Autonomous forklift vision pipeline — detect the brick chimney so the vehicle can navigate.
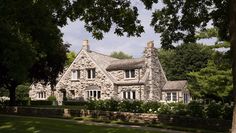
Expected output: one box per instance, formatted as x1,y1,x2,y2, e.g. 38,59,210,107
82,40,90,51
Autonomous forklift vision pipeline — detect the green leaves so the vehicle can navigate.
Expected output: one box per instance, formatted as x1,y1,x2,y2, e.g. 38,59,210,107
158,43,212,80
188,59,233,101
110,51,133,59
71,0,144,39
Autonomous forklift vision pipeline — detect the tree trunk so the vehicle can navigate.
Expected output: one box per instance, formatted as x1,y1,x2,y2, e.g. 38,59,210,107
9,83,17,106
230,0,236,132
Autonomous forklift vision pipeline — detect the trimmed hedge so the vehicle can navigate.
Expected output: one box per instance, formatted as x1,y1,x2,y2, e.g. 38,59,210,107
30,100,52,106
85,100,234,120
63,101,87,106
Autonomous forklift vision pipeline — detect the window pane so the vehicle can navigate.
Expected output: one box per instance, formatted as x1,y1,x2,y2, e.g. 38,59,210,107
98,91,101,99
90,91,92,96
92,69,96,78
132,91,136,99
94,91,96,98
123,91,126,99
71,70,77,80
131,70,135,78
127,91,131,99
172,92,177,101
166,93,171,101
77,70,80,79
87,69,91,79
125,70,129,78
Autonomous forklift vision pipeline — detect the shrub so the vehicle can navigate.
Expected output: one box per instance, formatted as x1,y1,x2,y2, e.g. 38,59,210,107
47,96,57,101
222,102,234,120
205,101,223,119
157,103,172,115
169,102,188,116
63,101,87,106
118,100,143,113
187,100,205,118
30,100,52,106
103,99,119,111
141,101,161,113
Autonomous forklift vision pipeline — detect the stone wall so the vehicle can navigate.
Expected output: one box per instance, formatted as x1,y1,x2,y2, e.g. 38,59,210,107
0,106,231,132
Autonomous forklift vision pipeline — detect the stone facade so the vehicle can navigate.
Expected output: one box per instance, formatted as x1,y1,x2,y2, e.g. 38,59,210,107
29,40,191,104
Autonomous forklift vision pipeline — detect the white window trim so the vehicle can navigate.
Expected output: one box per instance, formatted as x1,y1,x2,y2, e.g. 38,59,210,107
166,92,177,102
71,69,80,80
87,69,95,79
86,90,101,100
124,69,135,79
37,91,46,100
122,90,136,100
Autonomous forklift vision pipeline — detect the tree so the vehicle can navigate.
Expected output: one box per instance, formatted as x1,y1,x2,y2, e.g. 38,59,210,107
158,43,212,80
110,51,133,59
0,0,143,106
188,51,233,102
143,0,236,131
65,51,77,67
16,83,31,101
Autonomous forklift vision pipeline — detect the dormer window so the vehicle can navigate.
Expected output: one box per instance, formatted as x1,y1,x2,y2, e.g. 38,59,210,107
87,68,95,79
125,69,135,79
71,70,80,80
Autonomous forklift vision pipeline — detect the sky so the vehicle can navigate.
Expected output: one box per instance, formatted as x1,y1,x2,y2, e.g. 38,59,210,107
60,1,216,58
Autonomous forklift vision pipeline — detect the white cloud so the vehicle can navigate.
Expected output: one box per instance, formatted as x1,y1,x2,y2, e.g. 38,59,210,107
60,2,162,58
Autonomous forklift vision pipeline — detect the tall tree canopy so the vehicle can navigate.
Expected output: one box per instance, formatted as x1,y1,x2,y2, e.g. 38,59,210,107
158,43,212,80
0,0,145,105
145,0,236,131
1,0,236,131
110,51,133,59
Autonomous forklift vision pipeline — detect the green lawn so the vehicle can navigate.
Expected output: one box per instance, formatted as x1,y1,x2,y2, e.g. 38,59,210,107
0,115,163,133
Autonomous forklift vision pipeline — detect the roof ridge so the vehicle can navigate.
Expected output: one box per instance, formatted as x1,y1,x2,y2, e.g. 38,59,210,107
89,50,119,60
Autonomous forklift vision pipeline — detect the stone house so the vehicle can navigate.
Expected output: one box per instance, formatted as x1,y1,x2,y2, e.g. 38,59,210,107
29,40,191,104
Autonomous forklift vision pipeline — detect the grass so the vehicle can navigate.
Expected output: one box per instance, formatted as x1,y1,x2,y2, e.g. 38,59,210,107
0,115,164,133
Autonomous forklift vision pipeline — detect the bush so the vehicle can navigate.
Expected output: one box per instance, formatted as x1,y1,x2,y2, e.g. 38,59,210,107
222,102,234,120
167,102,188,116
157,103,172,115
47,96,57,101
102,99,119,111
205,101,223,119
30,100,52,106
187,100,205,118
26,98,231,120
63,101,87,106
118,100,143,113
141,101,161,113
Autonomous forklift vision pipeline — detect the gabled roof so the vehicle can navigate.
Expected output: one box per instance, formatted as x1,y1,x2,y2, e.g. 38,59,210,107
106,58,145,71
162,80,187,91
87,51,118,70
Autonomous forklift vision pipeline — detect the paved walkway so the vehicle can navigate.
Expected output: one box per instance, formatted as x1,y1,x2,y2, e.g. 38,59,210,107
1,114,193,133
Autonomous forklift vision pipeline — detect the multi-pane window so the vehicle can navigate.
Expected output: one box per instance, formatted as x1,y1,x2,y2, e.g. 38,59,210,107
71,70,80,80
172,92,177,101
123,91,136,100
87,68,96,79
166,92,177,102
86,90,101,100
37,91,46,99
184,93,189,103
125,69,135,78
166,93,171,101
